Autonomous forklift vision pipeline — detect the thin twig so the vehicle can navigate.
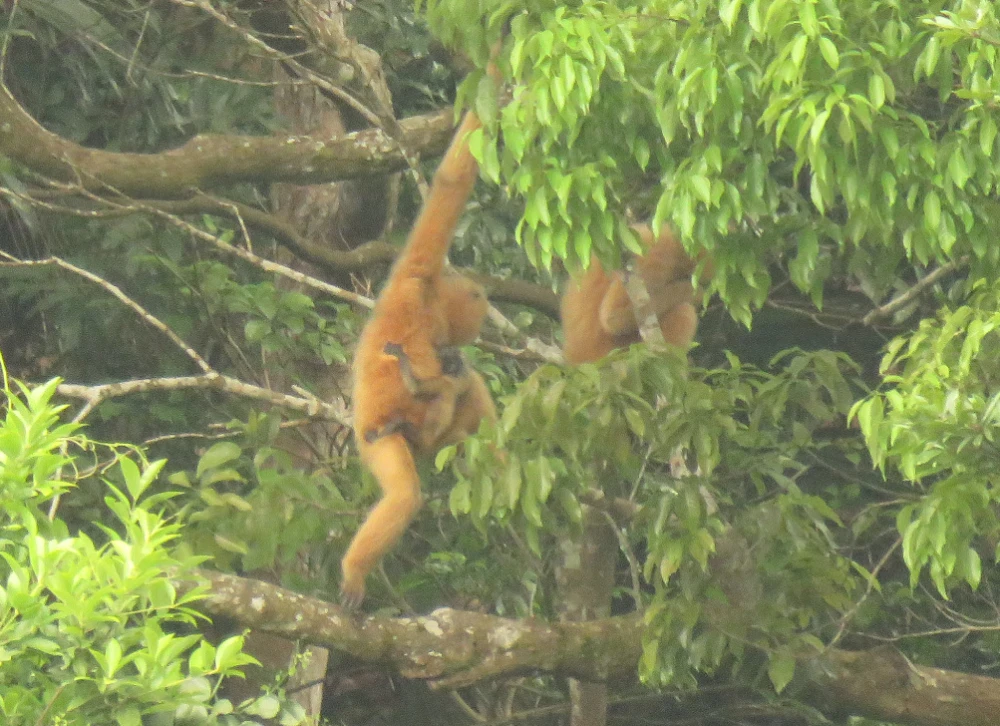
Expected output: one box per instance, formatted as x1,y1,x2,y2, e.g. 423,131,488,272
862,257,969,325
137,203,375,309
56,375,347,422
828,536,901,648
0,252,213,373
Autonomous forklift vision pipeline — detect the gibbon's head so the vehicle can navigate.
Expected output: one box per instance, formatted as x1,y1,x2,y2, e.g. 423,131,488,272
440,274,488,345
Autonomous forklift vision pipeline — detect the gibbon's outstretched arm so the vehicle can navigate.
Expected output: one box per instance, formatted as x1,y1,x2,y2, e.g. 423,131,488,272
343,56,501,608
561,225,712,364
387,109,490,286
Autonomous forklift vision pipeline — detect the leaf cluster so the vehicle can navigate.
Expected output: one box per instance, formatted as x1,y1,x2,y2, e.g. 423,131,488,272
0,375,312,725
429,0,1000,324
854,282,1000,598
448,345,865,687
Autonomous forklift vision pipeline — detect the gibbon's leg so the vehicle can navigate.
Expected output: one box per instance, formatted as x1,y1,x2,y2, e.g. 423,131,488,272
599,277,700,348
656,300,699,348
341,434,423,609
561,265,618,365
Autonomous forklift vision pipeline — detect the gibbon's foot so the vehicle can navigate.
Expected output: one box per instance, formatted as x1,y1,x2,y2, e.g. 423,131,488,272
339,567,366,611
383,341,466,379
363,417,418,446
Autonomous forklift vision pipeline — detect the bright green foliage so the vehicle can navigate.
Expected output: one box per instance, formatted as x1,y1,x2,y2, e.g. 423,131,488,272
854,282,1000,598
0,376,309,725
451,345,862,686
425,0,1000,323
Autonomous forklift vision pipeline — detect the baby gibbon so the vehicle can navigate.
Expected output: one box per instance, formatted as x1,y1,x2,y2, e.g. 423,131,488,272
364,342,473,453
561,225,712,364
343,81,498,607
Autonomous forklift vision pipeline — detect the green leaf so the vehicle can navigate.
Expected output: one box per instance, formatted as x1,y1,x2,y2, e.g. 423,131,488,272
720,0,743,30
215,635,246,670
923,190,941,231
557,488,583,523
449,479,471,515
768,651,796,692
104,638,122,677
115,707,142,726
981,116,997,156
196,442,241,478
246,695,282,719
818,37,839,70
504,459,523,509
213,534,249,554
868,74,885,109
118,456,142,501
947,150,970,189
798,1,818,36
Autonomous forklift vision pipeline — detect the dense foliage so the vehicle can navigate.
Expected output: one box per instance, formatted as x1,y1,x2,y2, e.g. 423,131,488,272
0,374,313,725
0,0,999,724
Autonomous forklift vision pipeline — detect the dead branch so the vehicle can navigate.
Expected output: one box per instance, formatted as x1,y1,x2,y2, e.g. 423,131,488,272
57,374,346,421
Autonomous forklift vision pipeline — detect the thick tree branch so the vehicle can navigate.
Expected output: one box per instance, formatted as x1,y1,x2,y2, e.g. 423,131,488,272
807,647,1000,726
0,83,453,198
0,75,562,317
180,568,642,688
178,568,1000,726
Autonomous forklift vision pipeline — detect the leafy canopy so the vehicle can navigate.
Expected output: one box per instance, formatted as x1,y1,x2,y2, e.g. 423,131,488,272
427,0,1000,325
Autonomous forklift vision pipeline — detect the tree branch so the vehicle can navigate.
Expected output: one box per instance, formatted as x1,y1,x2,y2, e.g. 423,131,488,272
57,374,346,421
178,568,643,688
178,568,1000,726
862,257,969,325
0,252,212,374
0,83,453,198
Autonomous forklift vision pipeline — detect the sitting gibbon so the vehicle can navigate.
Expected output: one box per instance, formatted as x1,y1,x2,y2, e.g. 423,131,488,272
343,95,498,608
561,224,712,364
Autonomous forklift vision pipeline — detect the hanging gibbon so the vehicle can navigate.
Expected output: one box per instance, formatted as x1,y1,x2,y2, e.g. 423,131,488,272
343,85,498,607
561,224,712,364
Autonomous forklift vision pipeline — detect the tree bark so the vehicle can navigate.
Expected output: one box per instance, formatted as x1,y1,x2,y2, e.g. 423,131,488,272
177,568,1000,726
0,84,452,198
556,508,618,726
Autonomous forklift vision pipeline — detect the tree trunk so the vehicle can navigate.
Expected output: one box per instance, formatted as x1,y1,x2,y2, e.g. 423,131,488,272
556,507,618,726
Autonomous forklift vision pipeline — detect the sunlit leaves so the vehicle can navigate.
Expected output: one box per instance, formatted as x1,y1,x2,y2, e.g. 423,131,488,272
854,284,1000,596
0,380,269,725
427,0,1000,324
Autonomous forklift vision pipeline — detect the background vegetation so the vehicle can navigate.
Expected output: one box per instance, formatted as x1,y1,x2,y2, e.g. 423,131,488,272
1,1,1000,725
